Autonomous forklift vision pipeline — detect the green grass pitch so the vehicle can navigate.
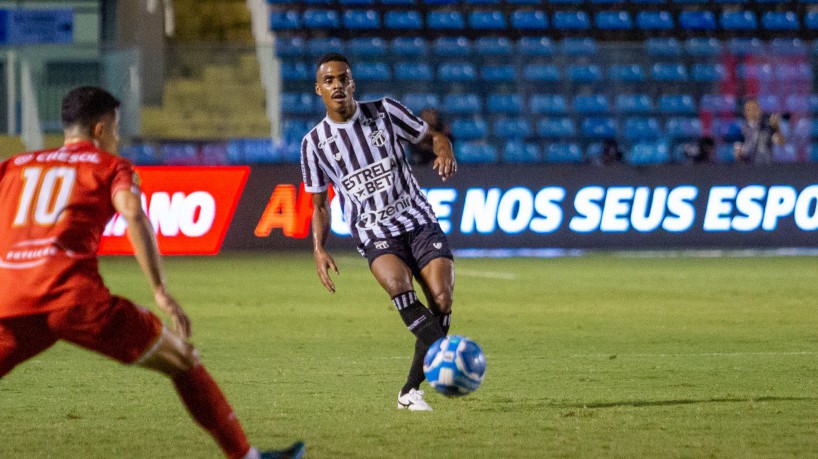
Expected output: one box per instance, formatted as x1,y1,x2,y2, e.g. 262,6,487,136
2,252,817,458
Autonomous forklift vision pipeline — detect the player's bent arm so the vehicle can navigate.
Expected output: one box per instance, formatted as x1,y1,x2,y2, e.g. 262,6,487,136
423,129,457,181
311,191,338,293
113,188,192,337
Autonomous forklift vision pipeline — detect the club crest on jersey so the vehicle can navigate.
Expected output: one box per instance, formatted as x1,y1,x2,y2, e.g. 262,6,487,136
368,129,386,148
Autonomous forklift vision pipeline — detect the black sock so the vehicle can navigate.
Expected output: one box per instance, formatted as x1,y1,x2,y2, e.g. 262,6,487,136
435,312,451,336
402,339,427,396
393,291,445,396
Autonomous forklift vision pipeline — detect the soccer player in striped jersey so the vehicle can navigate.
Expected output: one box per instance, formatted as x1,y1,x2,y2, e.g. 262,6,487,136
301,53,458,411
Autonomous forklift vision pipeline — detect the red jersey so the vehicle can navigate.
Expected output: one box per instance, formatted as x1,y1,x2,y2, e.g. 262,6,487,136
0,141,138,318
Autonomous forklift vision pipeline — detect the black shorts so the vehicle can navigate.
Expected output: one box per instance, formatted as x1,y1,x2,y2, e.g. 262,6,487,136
359,223,454,275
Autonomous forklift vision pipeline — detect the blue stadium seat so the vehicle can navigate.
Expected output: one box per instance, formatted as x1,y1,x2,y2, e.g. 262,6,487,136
523,64,560,82
811,144,818,163
636,11,673,30
627,142,669,166
784,94,810,113
777,63,812,81
510,10,548,30
537,118,576,138
691,63,726,82
631,0,666,4
518,37,554,56
441,93,481,114
650,63,688,82
340,0,375,4
728,38,763,56
307,37,344,56
120,144,158,165
347,37,387,56
281,93,315,115
806,11,818,30
679,11,716,31
543,143,582,163
567,64,603,83
465,0,502,4
624,117,661,141
700,94,736,113
530,94,568,114
770,38,807,56
549,0,582,4
493,119,532,139
280,62,310,81
433,36,471,56
715,144,735,163
552,11,590,30
469,10,506,30
608,64,645,83
269,10,300,30
595,11,632,30
582,117,618,138
384,10,422,29
616,94,653,114
737,63,773,82
302,9,340,29
475,37,513,56
685,38,721,56
352,62,390,81
665,117,702,138
438,63,477,82
428,11,465,29
402,93,440,112
720,11,757,31
301,0,334,3
235,139,282,164
391,37,426,56
658,94,696,115
275,37,305,58
758,95,780,113
382,0,416,4
394,63,433,81
673,0,707,4
451,118,488,140
343,9,380,29
646,38,682,57
455,142,498,163
714,0,748,3
481,65,517,82
282,120,312,142
573,94,608,114
507,0,539,4
487,94,522,114
560,38,597,56
763,11,799,31
503,141,540,163
423,0,459,4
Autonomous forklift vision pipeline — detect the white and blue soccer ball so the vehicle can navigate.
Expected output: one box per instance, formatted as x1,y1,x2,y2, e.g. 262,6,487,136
423,335,486,397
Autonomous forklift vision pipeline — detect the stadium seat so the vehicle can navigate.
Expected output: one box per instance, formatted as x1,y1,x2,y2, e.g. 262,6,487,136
394,63,433,81
543,143,582,163
455,142,498,163
503,141,540,163
451,118,488,140
608,64,645,83
161,143,199,166
721,11,757,31
770,38,807,56
487,94,522,114
424,0,458,4
307,37,344,56
784,94,810,113
343,9,380,29
624,117,661,141
646,38,682,57
347,37,387,56
428,11,465,29
438,63,477,82
636,11,673,30
340,0,375,4
120,144,158,165
197,144,229,166
567,64,603,83
280,93,314,115
529,94,568,114
302,9,340,29
469,11,506,30
382,0,416,4
282,120,312,143
595,11,632,30
391,37,426,56
615,94,653,114
650,63,688,82
728,38,762,56
353,62,390,81
549,0,583,4
507,0,540,4
560,38,597,56
673,0,707,4
433,36,471,56
518,37,555,56
275,37,306,58
627,141,669,166
523,64,560,82
700,94,736,113
573,94,608,114
758,95,780,113
384,10,423,29
552,11,590,30
737,63,773,82
691,63,726,82
441,93,481,114
537,118,576,138
475,37,513,56
582,117,618,138
631,0,665,4
464,0,502,4
269,10,300,30
806,11,818,30
665,117,702,138
510,10,548,30
679,11,716,31
658,94,696,115
685,38,721,56
481,65,517,82
763,11,799,31
402,93,440,112
715,144,735,163
493,119,532,139
280,62,310,81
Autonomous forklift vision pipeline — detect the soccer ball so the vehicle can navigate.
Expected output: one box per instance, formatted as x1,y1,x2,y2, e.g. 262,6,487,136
423,335,486,397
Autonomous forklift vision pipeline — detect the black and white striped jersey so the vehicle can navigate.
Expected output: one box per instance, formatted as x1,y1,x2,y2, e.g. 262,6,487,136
300,98,438,246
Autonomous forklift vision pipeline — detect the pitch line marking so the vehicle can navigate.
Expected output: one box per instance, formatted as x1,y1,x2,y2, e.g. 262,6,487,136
572,351,817,358
457,269,517,280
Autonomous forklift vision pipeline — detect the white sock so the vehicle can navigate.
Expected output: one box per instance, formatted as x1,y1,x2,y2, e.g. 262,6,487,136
243,447,261,459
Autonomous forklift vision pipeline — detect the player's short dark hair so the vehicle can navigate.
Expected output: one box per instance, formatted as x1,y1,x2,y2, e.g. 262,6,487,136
61,86,121,129
317,53,350,70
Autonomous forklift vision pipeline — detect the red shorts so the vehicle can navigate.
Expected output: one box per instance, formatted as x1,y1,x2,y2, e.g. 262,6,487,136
0,296,162,378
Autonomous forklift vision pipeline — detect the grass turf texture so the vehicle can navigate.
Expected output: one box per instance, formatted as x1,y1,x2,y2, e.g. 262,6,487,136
1,252,817,458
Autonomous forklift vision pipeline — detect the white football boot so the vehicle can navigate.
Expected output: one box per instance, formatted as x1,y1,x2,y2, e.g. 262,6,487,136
397,389,433,411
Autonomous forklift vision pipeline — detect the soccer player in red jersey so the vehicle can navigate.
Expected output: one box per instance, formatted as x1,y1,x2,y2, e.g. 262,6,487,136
0,86,304,459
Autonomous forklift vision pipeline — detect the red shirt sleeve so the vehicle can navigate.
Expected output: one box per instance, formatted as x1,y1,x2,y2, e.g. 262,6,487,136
110,158,139,201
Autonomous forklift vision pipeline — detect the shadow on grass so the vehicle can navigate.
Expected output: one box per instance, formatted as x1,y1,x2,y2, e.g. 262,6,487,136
561,396,817,409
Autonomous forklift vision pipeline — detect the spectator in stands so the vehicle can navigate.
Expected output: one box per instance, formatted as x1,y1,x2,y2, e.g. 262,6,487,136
409,108,452,166
733,99,785,164
683,136,715,163
593,138,623,166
